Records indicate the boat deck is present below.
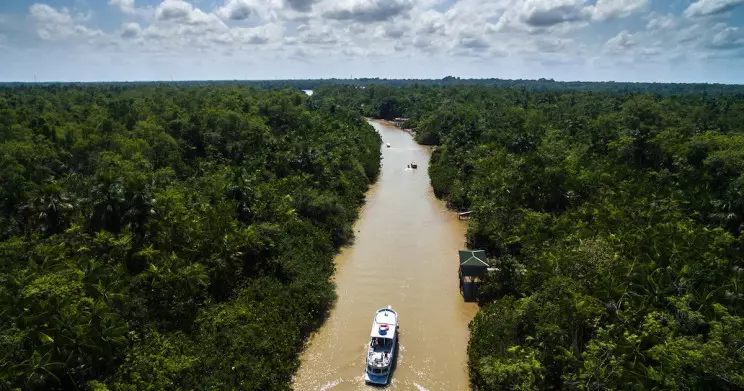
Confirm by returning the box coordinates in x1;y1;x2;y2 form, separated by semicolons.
368;339;394;368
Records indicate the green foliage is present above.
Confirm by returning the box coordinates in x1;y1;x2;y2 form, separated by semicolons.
476;346;544;391
57;78;744;95
314;85;744;389
0;84;380;390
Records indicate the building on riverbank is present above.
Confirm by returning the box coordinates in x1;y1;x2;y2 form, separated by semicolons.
393;117;409;127
458;250;489;302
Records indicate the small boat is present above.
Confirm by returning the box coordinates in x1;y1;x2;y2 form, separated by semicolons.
386;143;391;148
364;306;398;385
410;161;418;169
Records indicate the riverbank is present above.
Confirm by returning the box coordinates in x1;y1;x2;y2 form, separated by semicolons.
372;118;417;136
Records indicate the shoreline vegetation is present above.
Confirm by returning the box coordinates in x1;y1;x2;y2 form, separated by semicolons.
313;84;744;390
0;84;381;390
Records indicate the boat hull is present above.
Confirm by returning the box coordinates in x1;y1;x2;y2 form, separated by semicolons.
364;371;391;385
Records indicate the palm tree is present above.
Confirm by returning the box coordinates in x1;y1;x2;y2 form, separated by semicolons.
11;350;64;390
21;181;74;234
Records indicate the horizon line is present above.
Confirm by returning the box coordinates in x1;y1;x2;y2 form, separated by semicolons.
0;77;741;86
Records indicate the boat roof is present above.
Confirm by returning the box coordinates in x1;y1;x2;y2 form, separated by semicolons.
370;308;397;338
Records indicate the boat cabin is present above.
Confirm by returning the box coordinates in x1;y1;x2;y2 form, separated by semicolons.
371;337;393;349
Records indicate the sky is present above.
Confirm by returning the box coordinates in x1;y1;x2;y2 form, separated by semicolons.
1;0;744;83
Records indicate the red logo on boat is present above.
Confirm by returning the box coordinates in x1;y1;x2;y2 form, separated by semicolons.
379;324;389;331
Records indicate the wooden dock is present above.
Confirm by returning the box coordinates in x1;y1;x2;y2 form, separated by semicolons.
458;211;472;220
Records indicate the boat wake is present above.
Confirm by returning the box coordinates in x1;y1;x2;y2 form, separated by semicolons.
318;378;343;391
413;383;430;391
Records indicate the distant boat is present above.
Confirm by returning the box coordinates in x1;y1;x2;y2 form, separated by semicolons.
410;161;418;169
386;143;391;148
364;306;398;385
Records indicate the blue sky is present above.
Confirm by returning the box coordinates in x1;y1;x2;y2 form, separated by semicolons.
1;0;744;83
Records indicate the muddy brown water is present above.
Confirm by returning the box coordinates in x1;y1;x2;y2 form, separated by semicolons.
292;119;478;391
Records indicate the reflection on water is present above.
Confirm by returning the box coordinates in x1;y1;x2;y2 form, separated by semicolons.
292;120;478;391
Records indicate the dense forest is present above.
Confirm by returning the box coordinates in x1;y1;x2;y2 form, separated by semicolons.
313;85;744;389
279;77;744;94
5;77;744;95
0;84;381;390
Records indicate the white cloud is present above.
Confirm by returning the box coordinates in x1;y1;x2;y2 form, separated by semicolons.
667;21;744;54
606;30;637;51
591;0;648;21
30;3;74;25
519;0;591;27
685;0;744;18
477;0;645;33
153;0;227;28
678;24;703;44
483;0;591;33
646;13;676;30
108;0;155;19
121;22;142;38
412;35;435;51
189;9;226;26
378;24;407;39
121;1;283;52
217;0;254;21
215;0;284;24
233;23;283;44
341;46;366;57
109;0;135;14
300;26;340;44
536;37;568;53
323;0;414;23
416;10;447;35
29;3;105;42
708;26;744;49
156;0;193;21
285;0;317;12
458;34;490;50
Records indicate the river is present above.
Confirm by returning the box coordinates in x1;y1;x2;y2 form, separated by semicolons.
292;120;478;391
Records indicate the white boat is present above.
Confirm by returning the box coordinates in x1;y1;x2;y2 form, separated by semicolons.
410;161;418;169
386;143;391;148
364;306;398;385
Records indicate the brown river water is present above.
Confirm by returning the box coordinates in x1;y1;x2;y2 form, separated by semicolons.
292;120;478;391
